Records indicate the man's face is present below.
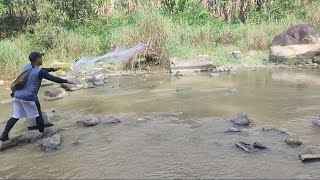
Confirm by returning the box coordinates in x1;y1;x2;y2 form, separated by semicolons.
36;56;43;66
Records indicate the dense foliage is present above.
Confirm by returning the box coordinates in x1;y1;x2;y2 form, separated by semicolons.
0;0;319;78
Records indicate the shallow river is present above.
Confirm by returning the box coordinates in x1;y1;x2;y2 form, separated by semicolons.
1;69;320;179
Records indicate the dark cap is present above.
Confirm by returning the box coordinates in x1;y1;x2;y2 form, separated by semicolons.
29;52;45;62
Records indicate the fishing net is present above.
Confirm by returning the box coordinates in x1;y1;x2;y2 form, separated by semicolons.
73;43;147;67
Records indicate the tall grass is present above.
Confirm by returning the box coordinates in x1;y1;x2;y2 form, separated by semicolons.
0;36;31;79
1;2;320;79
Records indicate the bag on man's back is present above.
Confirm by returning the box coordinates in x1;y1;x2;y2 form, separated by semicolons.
10;68;33;97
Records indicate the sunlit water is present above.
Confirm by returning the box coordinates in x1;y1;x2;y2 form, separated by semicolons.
1;69;320;179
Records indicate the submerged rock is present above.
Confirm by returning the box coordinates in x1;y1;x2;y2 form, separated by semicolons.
225;127;240;133
101;116;121;125
285;138;303;147
312;117;320;127
137;117;150;122
231;112;251;126
72;141;80;146
262;126;289;136
152;112;184;117
235;141;254;153
40;134;61;152
44;88;68;101
77;115;101;127
253;142;268;150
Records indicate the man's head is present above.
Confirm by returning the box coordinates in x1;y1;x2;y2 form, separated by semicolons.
29;52;45;66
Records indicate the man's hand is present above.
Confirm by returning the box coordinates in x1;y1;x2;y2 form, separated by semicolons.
67;80;77;85
53;67;62;72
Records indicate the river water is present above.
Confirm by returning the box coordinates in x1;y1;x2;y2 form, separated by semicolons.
0;69;320;179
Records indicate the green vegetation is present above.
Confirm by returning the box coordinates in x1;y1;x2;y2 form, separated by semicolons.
0;0;320;79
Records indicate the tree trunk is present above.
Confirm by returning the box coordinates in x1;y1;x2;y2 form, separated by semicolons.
128;0;135;15
202;0;209;11
107;0;115;16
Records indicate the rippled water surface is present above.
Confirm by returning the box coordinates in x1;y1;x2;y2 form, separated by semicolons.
1;69;320;179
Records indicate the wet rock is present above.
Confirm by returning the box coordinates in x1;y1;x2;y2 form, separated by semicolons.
210;73;220;78
40;134;61;152
89;73;107;86
61;83;83;91
82;83;95;89
61;77;83;91
231;112;251;126
0;129;56;151
101;116;121;125
44;88;68;101
235;141;254;153
41;79;54;86
285;138;303;147
253;142;268;150
262;126;289;136
26;109;56;130
174;71;183;76
137;117;150;122
225;127;240;133
72;141;80;146
77;115;101;127
299;152;320;162
312;117;320;127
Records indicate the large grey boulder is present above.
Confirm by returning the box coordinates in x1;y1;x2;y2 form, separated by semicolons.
270;24;320;62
